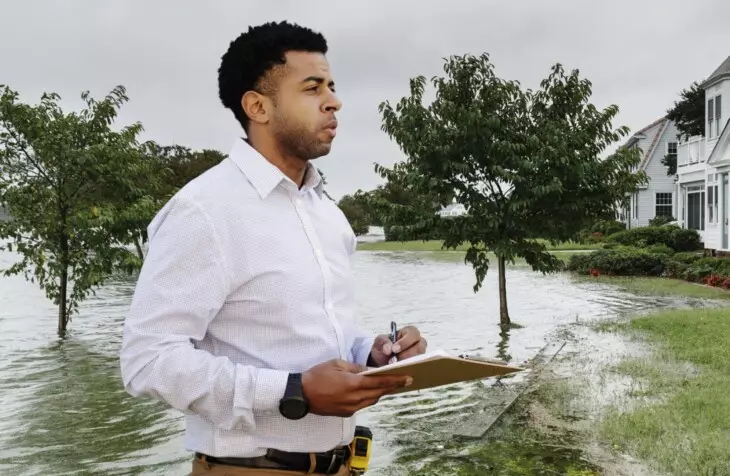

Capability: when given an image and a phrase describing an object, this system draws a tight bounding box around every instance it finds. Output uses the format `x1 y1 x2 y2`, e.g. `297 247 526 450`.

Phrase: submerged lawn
576 275 730 300
598 307 730 475
357 239 602 252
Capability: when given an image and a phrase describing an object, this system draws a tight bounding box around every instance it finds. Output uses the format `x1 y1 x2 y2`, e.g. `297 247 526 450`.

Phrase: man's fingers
337 360 368 373
396 338 428 360
357 374 412 390
393 325 420 354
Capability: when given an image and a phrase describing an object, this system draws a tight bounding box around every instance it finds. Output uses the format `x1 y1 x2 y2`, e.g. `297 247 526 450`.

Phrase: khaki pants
191 455 352 476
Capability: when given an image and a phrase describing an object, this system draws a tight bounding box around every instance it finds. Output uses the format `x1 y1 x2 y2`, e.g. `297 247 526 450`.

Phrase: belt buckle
324 447 347 474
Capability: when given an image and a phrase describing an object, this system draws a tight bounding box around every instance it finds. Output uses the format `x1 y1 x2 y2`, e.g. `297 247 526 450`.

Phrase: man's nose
323 90 342 112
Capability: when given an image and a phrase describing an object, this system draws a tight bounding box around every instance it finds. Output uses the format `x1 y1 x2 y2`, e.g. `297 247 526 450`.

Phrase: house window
655 193 673 217
666 142 677 155
708 95 722 139
686 185 705 231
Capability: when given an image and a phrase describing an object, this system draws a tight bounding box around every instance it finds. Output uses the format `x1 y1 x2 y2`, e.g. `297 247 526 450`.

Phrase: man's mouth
323 120 338 138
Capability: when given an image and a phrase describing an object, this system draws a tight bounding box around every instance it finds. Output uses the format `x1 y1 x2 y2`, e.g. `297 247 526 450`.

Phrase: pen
388 321 398 365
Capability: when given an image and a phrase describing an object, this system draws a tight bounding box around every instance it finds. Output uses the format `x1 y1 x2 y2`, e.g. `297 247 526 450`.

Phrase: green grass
576 275 730 300
599 307 730 475
357 239 602 252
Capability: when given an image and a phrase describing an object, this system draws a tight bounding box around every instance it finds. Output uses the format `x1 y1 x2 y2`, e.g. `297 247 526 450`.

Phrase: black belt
196 446 351 474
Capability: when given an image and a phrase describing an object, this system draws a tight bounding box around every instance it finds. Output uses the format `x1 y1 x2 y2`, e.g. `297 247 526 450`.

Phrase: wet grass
598 307 730 476
385 373 604 475
358 239 602 252
576 275 730 300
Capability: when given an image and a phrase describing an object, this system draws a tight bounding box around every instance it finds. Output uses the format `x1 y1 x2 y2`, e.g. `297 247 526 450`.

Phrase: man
119 21 427 476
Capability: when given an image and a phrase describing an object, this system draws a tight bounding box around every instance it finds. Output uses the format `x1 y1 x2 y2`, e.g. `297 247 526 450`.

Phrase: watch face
281 397 308 420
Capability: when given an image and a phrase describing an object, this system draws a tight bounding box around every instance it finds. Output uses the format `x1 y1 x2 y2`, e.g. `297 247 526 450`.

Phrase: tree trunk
497 254 510 326
134 235 144 261
58 232 69 336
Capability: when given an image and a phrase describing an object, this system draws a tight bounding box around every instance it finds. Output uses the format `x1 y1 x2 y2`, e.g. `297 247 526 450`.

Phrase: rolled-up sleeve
119 195 288 431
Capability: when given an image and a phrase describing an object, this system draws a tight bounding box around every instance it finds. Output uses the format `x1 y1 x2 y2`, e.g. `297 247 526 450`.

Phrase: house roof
639 119 670 171
623 117 670 171
701 55 730 89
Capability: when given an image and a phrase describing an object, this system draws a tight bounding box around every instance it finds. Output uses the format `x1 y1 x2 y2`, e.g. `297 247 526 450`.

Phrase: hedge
567 248 668 276
606 225 701 252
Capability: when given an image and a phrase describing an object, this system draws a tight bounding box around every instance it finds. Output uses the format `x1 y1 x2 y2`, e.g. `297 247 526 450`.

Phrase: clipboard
360 349 524 395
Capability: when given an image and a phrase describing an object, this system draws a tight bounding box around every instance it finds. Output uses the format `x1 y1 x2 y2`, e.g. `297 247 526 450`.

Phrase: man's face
268 51 342 161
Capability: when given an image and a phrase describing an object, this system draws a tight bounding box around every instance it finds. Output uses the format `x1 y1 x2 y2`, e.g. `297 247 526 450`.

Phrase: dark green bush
670 227 703 252
384 224 441 242
672 257 730 282
567 248 668 276
645 244 674 255
672 251 703 265
606 225 701 252
592 220 627 236
649 215 675 227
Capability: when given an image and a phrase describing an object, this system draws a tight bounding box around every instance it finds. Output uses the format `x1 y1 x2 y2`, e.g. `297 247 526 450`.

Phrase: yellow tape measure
349 426 372 474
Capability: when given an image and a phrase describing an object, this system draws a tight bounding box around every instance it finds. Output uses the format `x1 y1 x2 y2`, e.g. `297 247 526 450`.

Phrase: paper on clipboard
360 349 524 394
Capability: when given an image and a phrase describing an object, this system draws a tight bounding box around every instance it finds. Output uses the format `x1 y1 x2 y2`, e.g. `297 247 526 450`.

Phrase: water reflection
0 249 718 475
0 339 185 475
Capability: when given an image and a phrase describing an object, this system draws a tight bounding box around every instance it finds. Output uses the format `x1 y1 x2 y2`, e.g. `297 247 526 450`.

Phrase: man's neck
245 136 307 188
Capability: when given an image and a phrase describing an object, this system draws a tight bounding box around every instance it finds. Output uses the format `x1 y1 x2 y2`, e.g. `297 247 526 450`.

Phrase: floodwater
0 248 710 475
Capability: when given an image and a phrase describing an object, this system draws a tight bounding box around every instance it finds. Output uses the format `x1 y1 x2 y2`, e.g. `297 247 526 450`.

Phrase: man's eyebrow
300 76 335 87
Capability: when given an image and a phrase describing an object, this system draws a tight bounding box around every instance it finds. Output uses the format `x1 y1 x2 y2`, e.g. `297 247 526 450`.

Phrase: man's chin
307 143 332 160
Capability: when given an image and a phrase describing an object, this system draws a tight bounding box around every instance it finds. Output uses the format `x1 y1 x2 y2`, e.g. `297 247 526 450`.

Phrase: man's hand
368 325 427 368
301 359 412 417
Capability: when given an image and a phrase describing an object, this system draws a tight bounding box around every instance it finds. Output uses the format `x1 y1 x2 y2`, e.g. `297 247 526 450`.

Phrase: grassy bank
576 275 730 300
357 239 602 252
598 307 730 475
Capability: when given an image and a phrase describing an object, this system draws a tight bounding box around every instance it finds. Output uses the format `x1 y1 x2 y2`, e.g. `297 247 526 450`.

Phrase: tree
666 80 705 141
0 84 160 335
376 53 646 326
337 191 372 235
662 80 705 176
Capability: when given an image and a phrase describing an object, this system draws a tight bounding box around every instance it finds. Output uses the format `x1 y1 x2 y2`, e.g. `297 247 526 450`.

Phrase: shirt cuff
252 368 289 413
353 336 376 367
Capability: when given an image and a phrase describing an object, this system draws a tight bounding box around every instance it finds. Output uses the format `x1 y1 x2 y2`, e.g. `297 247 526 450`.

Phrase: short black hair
217 21 328 133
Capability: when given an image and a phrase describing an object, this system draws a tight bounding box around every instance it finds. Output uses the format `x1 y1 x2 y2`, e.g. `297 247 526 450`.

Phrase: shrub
595 220 626 235
567 248 668 277
649 215 675 227
681 257 730 283
384 224 441 242
672 251 703 264
670 227 702 252
606 225 701 252
645 244 674 256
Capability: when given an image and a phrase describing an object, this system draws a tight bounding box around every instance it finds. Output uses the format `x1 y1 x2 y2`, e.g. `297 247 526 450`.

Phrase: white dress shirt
119 138 374 458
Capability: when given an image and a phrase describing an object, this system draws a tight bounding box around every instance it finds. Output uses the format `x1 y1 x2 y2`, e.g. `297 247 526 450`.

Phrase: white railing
677 135 707 167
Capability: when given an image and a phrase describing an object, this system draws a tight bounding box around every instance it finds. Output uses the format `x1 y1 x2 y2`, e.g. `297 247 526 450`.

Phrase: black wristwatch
279 373 309 420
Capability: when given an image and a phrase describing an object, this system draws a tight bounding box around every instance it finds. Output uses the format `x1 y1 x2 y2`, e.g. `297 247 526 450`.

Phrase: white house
621 117 680 228
676 55 730 253
437 203 467 217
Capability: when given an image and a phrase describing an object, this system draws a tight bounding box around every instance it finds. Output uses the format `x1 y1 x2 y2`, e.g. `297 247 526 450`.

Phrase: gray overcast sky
1 0 729 199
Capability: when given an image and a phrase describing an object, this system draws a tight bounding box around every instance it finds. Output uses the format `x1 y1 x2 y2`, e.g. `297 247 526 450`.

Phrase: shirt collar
228 138 324 200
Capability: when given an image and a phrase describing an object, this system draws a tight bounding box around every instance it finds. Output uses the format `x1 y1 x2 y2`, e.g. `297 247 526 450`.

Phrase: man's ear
241 91 270 126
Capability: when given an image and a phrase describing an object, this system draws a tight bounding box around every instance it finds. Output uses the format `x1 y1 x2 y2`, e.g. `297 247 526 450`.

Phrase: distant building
437 203 467 217
618 117 680 228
